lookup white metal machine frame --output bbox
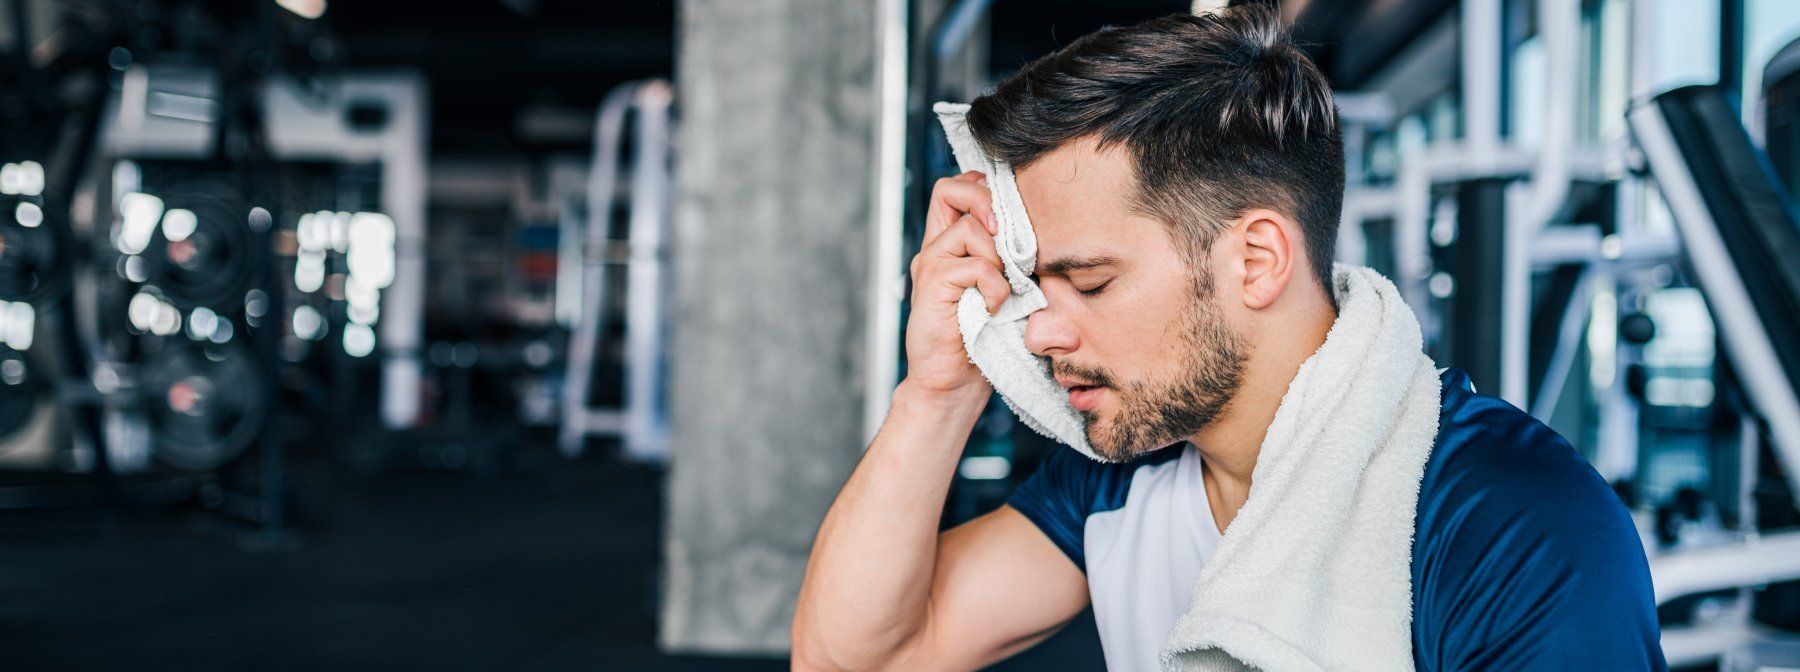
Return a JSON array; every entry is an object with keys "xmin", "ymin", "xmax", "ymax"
[
  {"xmin": 1338, "ymin": 1, "xmax": 1800, "ymax": 665},
  {"xmin": 558, "ymin": 79, "xmax": 674, "ymax": 463}
]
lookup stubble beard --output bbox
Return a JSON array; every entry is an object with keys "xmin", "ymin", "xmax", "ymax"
[{"xmin": 1058, "ymin": 281, "xmax": 1249, "ymax": 462}]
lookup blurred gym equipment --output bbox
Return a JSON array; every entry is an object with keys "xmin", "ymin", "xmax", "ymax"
[
  {"xmin": 1630, "ymin": 82, "xmax": 1800, "ymax": 665},
  {"xmin": 0, "ymin": 0, "xmax": 433, "ymax": 546},
  {"xmin": 104, "ymin": 62, "xmax": 430, "ymax": 431},
  {"xmin": 1317, "ymin": 1, "xmax": 1800, "ymax": 666},
  {"xmin": 0, "ymin": 344, "xmax": 54, "ymax": 463},
  {"xmin": 139, "ymin": 339, "xmax": 271, "ymax": 471},
  {"xmin": 558, "ymin": 78, "xmax": 673, "ymax": 463},
  {"xmin": 0, "ymin": 179, "xmax": 72, "ymax": 306}
]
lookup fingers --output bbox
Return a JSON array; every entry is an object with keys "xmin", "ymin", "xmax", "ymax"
[
  {"xmin": 924, "ymin": 212, "xmax": 1004, "ymax": 276},
  {"xmin": 912, "ymin": 172, "xmax": 1009, "ymax": 315},
  {"xmin": 924, "ymin": 173, "xmax": 997, "ymax": 246},
  {"xmin": 936, "ymin": 257, "xmax": 1011, "ymax": 314},
  {"xmin": 911, "ymin": 214, "xmax": 1010, "ymax": 314}
]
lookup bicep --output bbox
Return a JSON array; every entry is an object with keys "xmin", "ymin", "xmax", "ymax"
[{"xmin": 894, "ymin": 505, "xmax": 1089, "ymax": 670}]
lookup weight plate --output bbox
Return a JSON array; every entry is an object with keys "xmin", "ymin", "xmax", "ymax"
[
  {"xmin": 141, "ymin": 183, "xmax": 260, "ymax": 312},
  {"xmin": 141, "ymin": 340, "xmax": 270, "ymax": 471},
  {"xmin": 0, "ymin": 195, "xmax": 72, "ymax": 305},
  {"xmin": 0, "ymin": 345, "xmax": 45, "ymax": 445}
]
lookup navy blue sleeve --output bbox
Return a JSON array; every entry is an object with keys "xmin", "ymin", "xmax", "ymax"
[
  {"xmin": 1005, "ymin": 445, "xmax": 1174, "ymax": 573},
  {"xmin": 1412, "ymin": 373, "xmax": 1666, "ymax": 671},
  {"xmin": 1006, "ymin": 447, "xmax": 1098, "ymax": 572}
]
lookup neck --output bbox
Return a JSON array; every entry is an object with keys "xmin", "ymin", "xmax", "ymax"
[{"xmin": 1190, "ymin": 296, "xmax": 1337, "ymax": 496}]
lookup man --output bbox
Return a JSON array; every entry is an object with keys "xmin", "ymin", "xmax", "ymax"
[{"xmin": 793, "ymin": 7, "xmax": 1664, "ymax": 671}]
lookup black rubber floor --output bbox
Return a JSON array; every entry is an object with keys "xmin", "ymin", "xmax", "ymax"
[{"xmin": 0, "ymin": 442, "xmax": 1104, "ymax": 671}]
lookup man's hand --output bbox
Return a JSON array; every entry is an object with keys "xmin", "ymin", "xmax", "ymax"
[{"xmin": 904, "ymin": 171, "xmax": 1010, "ymax": 397}]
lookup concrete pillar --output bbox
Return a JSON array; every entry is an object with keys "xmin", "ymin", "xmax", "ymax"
[{"xmin": 661, "ymin": 0, "xmax": 881, "ymax": 654}]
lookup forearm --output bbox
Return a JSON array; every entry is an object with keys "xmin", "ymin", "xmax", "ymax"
[{"xmin": 793, "ymin": 380, "xmax": 989, "ymax": 670}]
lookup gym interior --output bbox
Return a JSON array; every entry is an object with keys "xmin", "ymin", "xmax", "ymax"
[{"xmin": 2, "ymin": 0, "xmax": 1798, "ymax": 669}]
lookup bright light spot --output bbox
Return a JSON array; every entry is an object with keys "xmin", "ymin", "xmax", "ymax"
[
  {"xmin": 4, "ymin": 302, "xmax": 33, "ymax": 351},
  {"xmin": 14, "ymin": 202, "xmax": 43, "ymax": 228},
  {"xmin": 150, "ymin": 301, "xmax": 182, "ymax": 336},
  {"xmin": 1588, "ymin": 289, "xmax": 1618, "ymax": 389},
  {"xmin": 343, "ymin": 322, "xmax": 375, "ymax": 358},
  {"xmin": 162, "ymin": 208, "xmax": 198, "ymax": 242},
  {"xmin": 523, "ymin": 340, "xmax": 554, "ymax": 368},
  {"xmin": 18, "ymin": 162, "xmax": 43, "ymax": 196},
  {"xmin": 123, "ymin": 255, "xmax": 147, "ymax": 282},
  {"xmin": 92, "ymin": 364, "xmax": 121, "ymax": 395},
  {"xmin": 1643, "ymin": 288, "xmax": 1716, "ymax": 367},
  {"xmin": 277, "ymin": 0, "xmax": 326, "ymax": 20},
  {"xmin": 112, "ymin": 161, "xmax": 141, "ymax": 198},
  {"xmin": 1600, "ymin": 234, "xmax": 1623, "ymax": 260},
  {"xmin": 1429, "ymin": 217, "xmax": 1456, "ymax": 248},
  {"xmin": 128, "ymin": 292, "xmax": 161, "ymax": 330},
  {"xmin": 349, "ymin": 212, "xmax": 395, "ymax": 247},
  {"xmin": 347, "ymin": 212, "xmax": 397, "ymax": 288},
  {"xmin": 0, "ymin": 301, "xmax": 32, "ymax": 351},
  {"xmin": 295, "ymin": 250, "xmax": 325, "ymax": 293},
  {"xmin": 187, "ymin": 306, "xmax": 219, "ymax": 341},
  {"xmin": 1646, "ymin": 377, "xmax": 1715, "ymax": 408},
  {"xmin": 347, "ymin": 301, "xmax": 379, "ymax": 325},
  {"xmin": 0, "ymin": 358, "xmax": 24, "ymax": 385},
  {"xmin": 248, "ymin": 207, "xmax": 272, "ymax": 232},
  {"xmin": 296, "ymin": 211, "xmax": 328, "ymax": 252},
  {"xmin": 958, "ymin": 456, "xmax": 1012, "ymax": 480},
  {"xmin": 1428, "ymin": 272, "xmax": 1455, "ymax": 299},
  {"xmin": 117, "ymin": 192, "xmax": 164, "ymax": 255},
  {"xmin": 209, "ymin": 319, "xmax": 234, "ymax": 343},
  {"xmin": 1, "ymin": 161, "xmax": 45, "ymax": 196},
  {"xmin": 292, "ymin": 305, "xmax": 324, "ymax": 341},
  {"xmin": 245, "ymin": 289, "xmax": 270, "ymax": 318},
  {"xmin": 329, "ymin": 211, "xmax": 351, "ymax": 254},
  {"xmin": 344, "ymin": 276, "xmax": 382, "ymax": 324},
  {"xmin": 345, "ymin": 276, "xmax": 379, "ymax": 310}
]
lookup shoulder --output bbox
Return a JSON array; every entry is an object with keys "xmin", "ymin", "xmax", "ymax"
[
  {"xmin": 1411, "ymin": 369, "xmax": 1663, "ymax": 670},
  {"xmin": 1418, "ymin": 365, "xmax": 1634, "ymax": 529},
  {"xmin": 1417, "ymin": 368, "xmax": 1635, "ymax": 547}
]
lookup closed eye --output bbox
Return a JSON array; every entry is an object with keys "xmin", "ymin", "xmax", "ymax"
[{"xmin": 1078, "ymin": 280, "xmax": 1112, "ymax": 297}]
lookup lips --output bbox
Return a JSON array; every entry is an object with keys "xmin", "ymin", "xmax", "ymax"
[{"xmin": 1067, "ymin": 384, "xmax": 1105, "ymax": 412}]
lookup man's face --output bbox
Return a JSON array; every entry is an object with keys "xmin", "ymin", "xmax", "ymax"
[{"xmin": 1017, "ymin": 138, "xmax": 1249, "ymax": 462}]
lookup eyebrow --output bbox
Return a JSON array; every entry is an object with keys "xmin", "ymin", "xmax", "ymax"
[{"xmin": 1036, "ymin": 254, "xmax": 1120, "ymax": 277}]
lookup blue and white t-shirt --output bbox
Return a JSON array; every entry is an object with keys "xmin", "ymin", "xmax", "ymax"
[{"xmin": 1007, "ymin": 368, "xmax": 1667, "ymax": 671}]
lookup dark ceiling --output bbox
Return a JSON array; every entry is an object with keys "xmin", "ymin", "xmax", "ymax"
[
  {"xmin": 309, "ymin": 0, "xmax": 1444, "ymax": 153},
  {"xmin": 325, "ymin": 0, "xmax": 676, "ymax": 153},
  {"xmin": 985, "ymin": 0, "xmax": 1458, "ymax": 89}
]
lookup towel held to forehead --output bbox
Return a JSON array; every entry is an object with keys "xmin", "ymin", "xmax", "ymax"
[{"xmin": 933, "ymin": 102, "xmax": 1098, "ymax": 459}]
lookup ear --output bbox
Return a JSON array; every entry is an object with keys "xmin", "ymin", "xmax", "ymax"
[{"xmin": 1235, "ymin": 208, "xmax": 1299, "ymax": 310}]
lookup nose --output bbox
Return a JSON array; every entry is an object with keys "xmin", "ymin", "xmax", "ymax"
[{"xmin": 1024, "ymin": 307, "xmax": 1078, "ymax": 357}]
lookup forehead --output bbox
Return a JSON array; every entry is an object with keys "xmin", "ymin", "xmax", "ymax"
[{"xmin": 1013, "ymin": 137, "xmax": 1165, "ymax": 266}]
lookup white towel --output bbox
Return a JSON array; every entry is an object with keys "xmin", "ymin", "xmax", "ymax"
[
  {"xmin": 1161, "ymin": 265, "xmax": 1442, "ymax": 672},
  {"xmin": 933, "ymin": 102, "xmax": 1097, "ymax": 459}
]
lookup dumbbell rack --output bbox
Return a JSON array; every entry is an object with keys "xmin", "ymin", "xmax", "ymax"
[
  {"xmin": 0, "ymin": 5, "xmax": 300, "ymax": 551},
  {"xmin": 0, "ymin": 4, "xmax": 126, "ymax": 512}
]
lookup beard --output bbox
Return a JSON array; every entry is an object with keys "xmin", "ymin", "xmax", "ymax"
[{"xmin": 1055, "ymin": 280, "xmax": 1249, "ymax": 463}]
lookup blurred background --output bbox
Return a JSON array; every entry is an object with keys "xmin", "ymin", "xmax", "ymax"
[{"xmin": 1, "ymin": 0, "xmax": 1798, "ymax": 669}]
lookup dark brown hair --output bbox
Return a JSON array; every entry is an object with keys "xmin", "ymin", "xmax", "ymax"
[{"xmin": 966, "ymin": 6, "xmax": 1343, "ymax": 297}]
